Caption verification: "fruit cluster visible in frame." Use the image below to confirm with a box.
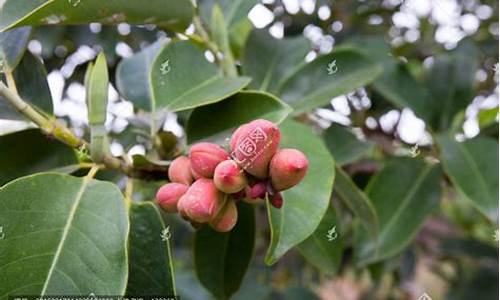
[156,119,309,232]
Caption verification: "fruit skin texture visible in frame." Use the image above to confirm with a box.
[230,119,280,179]
[168,156,194,185]
[176,178,226,223]
[270,148,309,191]
[156,183,189,213]
[210,200,238,232]
[189,142,230,178]
[213,160,247,193]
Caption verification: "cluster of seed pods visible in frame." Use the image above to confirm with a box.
[156,119,309,232]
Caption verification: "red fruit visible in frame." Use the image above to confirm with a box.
[213,160,247,193]
[270,148,309,191]
[248,181,267,199]
[156,183,189,213]
[230,119,280,179]
[168,156,194,185]
[210,200,238,232]
[176,178,226,223]
[270,192,283,209]
[189,142,230,178]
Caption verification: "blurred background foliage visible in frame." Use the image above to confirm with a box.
[0,0,498,299]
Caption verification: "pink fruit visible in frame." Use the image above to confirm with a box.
[176,178,226,223]
[230,119,280,179]
[168,156,194,185]
[270,192,283,208]
[213,160,247,193]
[248,181,267,199]
[189,142,230,178]
[156,183,189,213]
[269,148,309,191]
[210,200,238,232]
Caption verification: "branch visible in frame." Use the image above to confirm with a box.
[0,81,133,176]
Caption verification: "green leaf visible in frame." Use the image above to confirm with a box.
[0,129,78,186]
[116,40,166,111]
[278,47,383,114]
[126,202,175,295]
[200,0,258,28]
[150,41,250,112]
[333,165,378,238]
[437,135,499,222]
[0,0,194,32]
[186,90,292,144]
[1,51,53,120]
[265,120,335,265]
[297,204,342,274]
[355,159,441,265]
[242,30,310,93]
[86,52,110,162]
[0,26,31,70]
[426,40,479,130]
[323,124,374,165]
[194,202,255,300]
[0,173,128,295]
[210,4,237,77]
[372,63,434,124]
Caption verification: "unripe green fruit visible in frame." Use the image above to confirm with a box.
[168,156,194,185]
[156,183,189,213]
[189,142,230,178]
[209,200,238,232]
[230,119,280,179]
[213,160,247,194]
[176,178,226,223]
[270,148,309,191]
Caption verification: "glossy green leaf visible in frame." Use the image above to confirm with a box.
[278,47,383,114]
[0,0,194,32]
[200,0,258,28]
[333,165,378,238]
[0,129,78,186]
[1,51,53,120]
[0,26,31,70]
[355,159,441,265]
[186,90,292,144]
[0,173,128,295]
[297,204,343,274]
[265,120,335,265]
[242,30,310,93]
[437,135,499,222]
[426,41,479,130]
[150,41,250,112]
[372,63,434,124]
[126,202,175,295]
[194,202,255,300]
[323,124,374,165]
[210,4,237,77]
[116,40,166,111]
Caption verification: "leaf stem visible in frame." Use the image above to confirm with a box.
[85,164,100,180]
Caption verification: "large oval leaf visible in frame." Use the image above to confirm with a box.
[150,41,250,112]
[437,135,499,223]
[1,51,53,120]
[194,202,255,300]
[186,90,292,144]
[0,26,31,70]
[278,47,383,114]
[333,165,378,238]
[265,120,335,265]
[116,40,166,111]
[0,129,78,186]
[297,204,343,274]
[0,173,128,296]
[355,159,441,265]
[126,202,176,295]
[0,0,194,32]
[242,30,310,93]
[323,124,374,166]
